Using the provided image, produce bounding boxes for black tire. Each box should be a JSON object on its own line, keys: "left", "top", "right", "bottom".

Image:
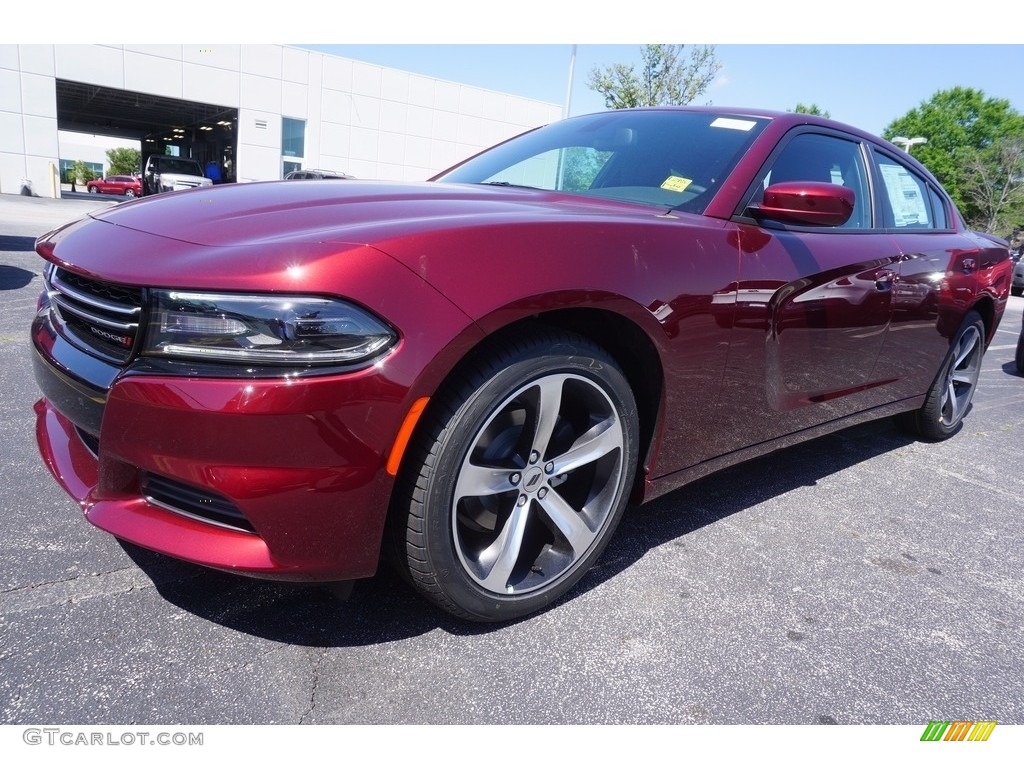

{"left": 903, "top": 310, "right": 985, "bottom": 441}
{"left": 392, "top": 330, "right": 639, "bottom": 622}
{"left": 1012, "top": 286, "right": 1023, "bottom": 297}
{"left": 1015, "top": 331, "right": 1024, "bottom": 375}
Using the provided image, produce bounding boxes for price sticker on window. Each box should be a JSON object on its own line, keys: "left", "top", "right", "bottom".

{"left": 661, "top": 176, "right": 692, "bottom": 193}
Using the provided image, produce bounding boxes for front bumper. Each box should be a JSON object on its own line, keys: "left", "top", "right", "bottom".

{"left": 32, "top": 320, "right": 406, "bottom": 581}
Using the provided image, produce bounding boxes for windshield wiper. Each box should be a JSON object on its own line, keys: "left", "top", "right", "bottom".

{"left": 478, "top": 181, "right": 540, "bottom": 189}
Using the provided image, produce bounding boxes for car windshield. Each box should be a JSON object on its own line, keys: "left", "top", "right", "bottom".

{"left": 435, "top": 109, "right": 768, "bottom": 213}
{"left": 159, "top": 158, "right": 203, "bottom": 175}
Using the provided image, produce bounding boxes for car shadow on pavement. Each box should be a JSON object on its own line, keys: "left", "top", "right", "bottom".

{"left": 122, "top": 416, "right": 918, "bottom": 645}
{"left": 120, "top": 542, "right": 480, "bottom": 644}
{"left": 0, "top": 264, "right": 37, "bottom": 290}
{"left": 0, "top": 235, "right": 38, "bottom": 252}
{"left": 1001, "top": 360, "right": 1023, "bottom": 377}
{"left": 574, "top": 417, "right": 918, "bottom": 594}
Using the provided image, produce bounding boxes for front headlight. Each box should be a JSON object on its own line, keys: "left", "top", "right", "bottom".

{"left": 144, "top": 291, "right": 396, "bottom": 366}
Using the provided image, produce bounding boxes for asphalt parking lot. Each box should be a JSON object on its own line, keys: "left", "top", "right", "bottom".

{"left": 1, "top": 193, "right": 1022, "bottom": 726}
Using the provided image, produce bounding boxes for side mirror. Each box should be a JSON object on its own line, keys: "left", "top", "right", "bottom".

{"left": 750, "top": 181, "right": 855, "bottom": 227}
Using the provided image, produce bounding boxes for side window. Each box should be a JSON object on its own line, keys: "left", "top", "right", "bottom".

{"left": 873, "top": 151, "right": 936, "bottom": 229}
{"left": 928, "top": 185, "right": 950, "bottom": 229}
{"left": 754, "top": 133, "right": 870, "bottom": 229}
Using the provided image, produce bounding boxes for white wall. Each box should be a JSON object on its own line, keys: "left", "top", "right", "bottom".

{"left": 58, "top": 132, "right": 141, "bottom": 170}
{"left": 0, "top": 45, "right": 59, "bottom": 196}
{"left": 0, "top": 44, "right": 561, "bottom": 197}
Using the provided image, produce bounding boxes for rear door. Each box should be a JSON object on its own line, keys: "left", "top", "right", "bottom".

{"left": 868, "top": 146, "right": 998, "bottom": 399}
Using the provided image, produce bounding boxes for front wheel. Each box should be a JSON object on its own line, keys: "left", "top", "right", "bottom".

{"left": 393, "top": 330, "right": 639, "bottom": 622}
{"left": 125, "top": 189, "right": 137, "bottom": 198}
{"left": 88, "top": 187, "right": 98, "bottom": 194}
{"left": 902, "top": 310, "right": 985, "bottom": 440}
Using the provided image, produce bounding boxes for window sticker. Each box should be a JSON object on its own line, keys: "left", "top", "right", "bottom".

{"left": 711, "top": 117, "right": 757, "bottom": 131}
{"left": 880, "top": 163, "right": 928, "bottom": 227}
{"left": 661, "top": 175, "right": 693, "bottom": 192}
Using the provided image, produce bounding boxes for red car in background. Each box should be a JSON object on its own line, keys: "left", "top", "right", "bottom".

{"left": 86, "top": 175, "right": 142, "bottom": 198}
{"left": 31, "top": 108, "right": 1013, "bottom": 622}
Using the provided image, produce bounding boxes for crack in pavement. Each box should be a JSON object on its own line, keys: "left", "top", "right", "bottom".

{"left": 299, "top": 647, "right": 328, "bottom": 724}
{"left": 0, "top": 568, "right": 192, "bottom": 614}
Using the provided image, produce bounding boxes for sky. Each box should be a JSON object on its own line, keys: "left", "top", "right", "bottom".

{"left": 299, "top": 44, "right": 1024, "bottom": 137}
{"left": 8, "top": 2, "right": 1022, "bottom": 139}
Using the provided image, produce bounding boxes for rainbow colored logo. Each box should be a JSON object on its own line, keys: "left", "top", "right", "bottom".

{"left": 920, "top": 721, "right": 997, "bottom": 742}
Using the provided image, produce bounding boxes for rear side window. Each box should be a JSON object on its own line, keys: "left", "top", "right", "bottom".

{"left": 873, "top": 150, "right": 946, "bottom": 230}
{"left": 928, "top": 185, "right": 950, "bottom": 229}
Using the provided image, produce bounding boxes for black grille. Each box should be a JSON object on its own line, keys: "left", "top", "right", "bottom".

{"left": 142, "top": 473, "right": 256, "bottom": 534}
{"left": 56, "top": 269, "right": 142, "bottom": 306}
{"left": 45, "top": 265, "right": 143, "bottom": 363}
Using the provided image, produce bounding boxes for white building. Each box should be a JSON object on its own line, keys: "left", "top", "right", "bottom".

{"left": 0, "top": 44, "right": 562, "bottom": 197}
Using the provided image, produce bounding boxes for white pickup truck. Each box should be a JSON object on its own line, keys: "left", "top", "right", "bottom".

{"left": 142, "top": 155, "right": 213, "bottom": 196}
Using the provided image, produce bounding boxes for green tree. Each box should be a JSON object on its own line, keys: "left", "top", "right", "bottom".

{"left": 72, "top": 160, "right": 97, "bottom": 186}
{"left": 790, "top": 103, "right": 830, "bottom": 118}
{"left": 959, "top": 138, "right": 1024, "bottom": 236}
{"left": 884, "top": 87, "right": 1024, "bottom": 233}
{"left": 560, "top": 147, "right": 610, "bottom": 191}
{"left": 106, "top": 147, "right": 141, "bottom": 176}
{"left": 588, "top": 44, "right": 721, "bottom": 109}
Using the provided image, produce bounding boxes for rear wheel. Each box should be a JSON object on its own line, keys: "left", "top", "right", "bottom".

{"left": 903, "top": 310, "right": 984, "bottom": 440}
{"left": 393, "top": 330, "right": 639, "bottom": 622}
{"left": 125, "top": 189, "right": 136, "bottom": 198}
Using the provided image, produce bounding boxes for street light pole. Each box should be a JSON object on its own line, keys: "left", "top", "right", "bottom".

{"left": 563, "top": 45, "right": 577, "bottom": 119}
{"left": 892, "top": 135, "right": 928, "bottom": 154}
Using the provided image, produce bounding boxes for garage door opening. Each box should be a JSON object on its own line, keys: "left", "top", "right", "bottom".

{"left": 56, "top": 79, "right": 238, "bottom": 184}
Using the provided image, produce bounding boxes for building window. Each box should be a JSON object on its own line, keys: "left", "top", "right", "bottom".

{"left": 282, "top": 118, "right": 305, "bottom": 158}
{"left": 59, "top": 159, "right": 103, "bottom": 185}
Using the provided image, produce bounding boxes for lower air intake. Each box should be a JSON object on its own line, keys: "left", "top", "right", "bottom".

{"left": 142, "top": 473, "right": 256, "bottom": 534}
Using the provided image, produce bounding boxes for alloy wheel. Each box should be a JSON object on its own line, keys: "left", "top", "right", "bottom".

{"left": 451, "top": 372, "right": 626, "bottom": 596}
{"left": 939, "top": 325, "right": 982, "bottom": 428}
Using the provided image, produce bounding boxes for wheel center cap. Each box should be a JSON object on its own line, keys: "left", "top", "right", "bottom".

{"left": 523, "top": 468, "right": 544, "bottom": 492}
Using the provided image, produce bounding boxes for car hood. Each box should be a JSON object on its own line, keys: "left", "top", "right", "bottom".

{"left": 88, "top": 179, "right": 657, "bottom": 248}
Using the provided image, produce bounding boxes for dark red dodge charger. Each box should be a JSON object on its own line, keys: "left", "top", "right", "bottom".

{"left": 32, "top": 108, "right": 1012, "bottom": 621}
